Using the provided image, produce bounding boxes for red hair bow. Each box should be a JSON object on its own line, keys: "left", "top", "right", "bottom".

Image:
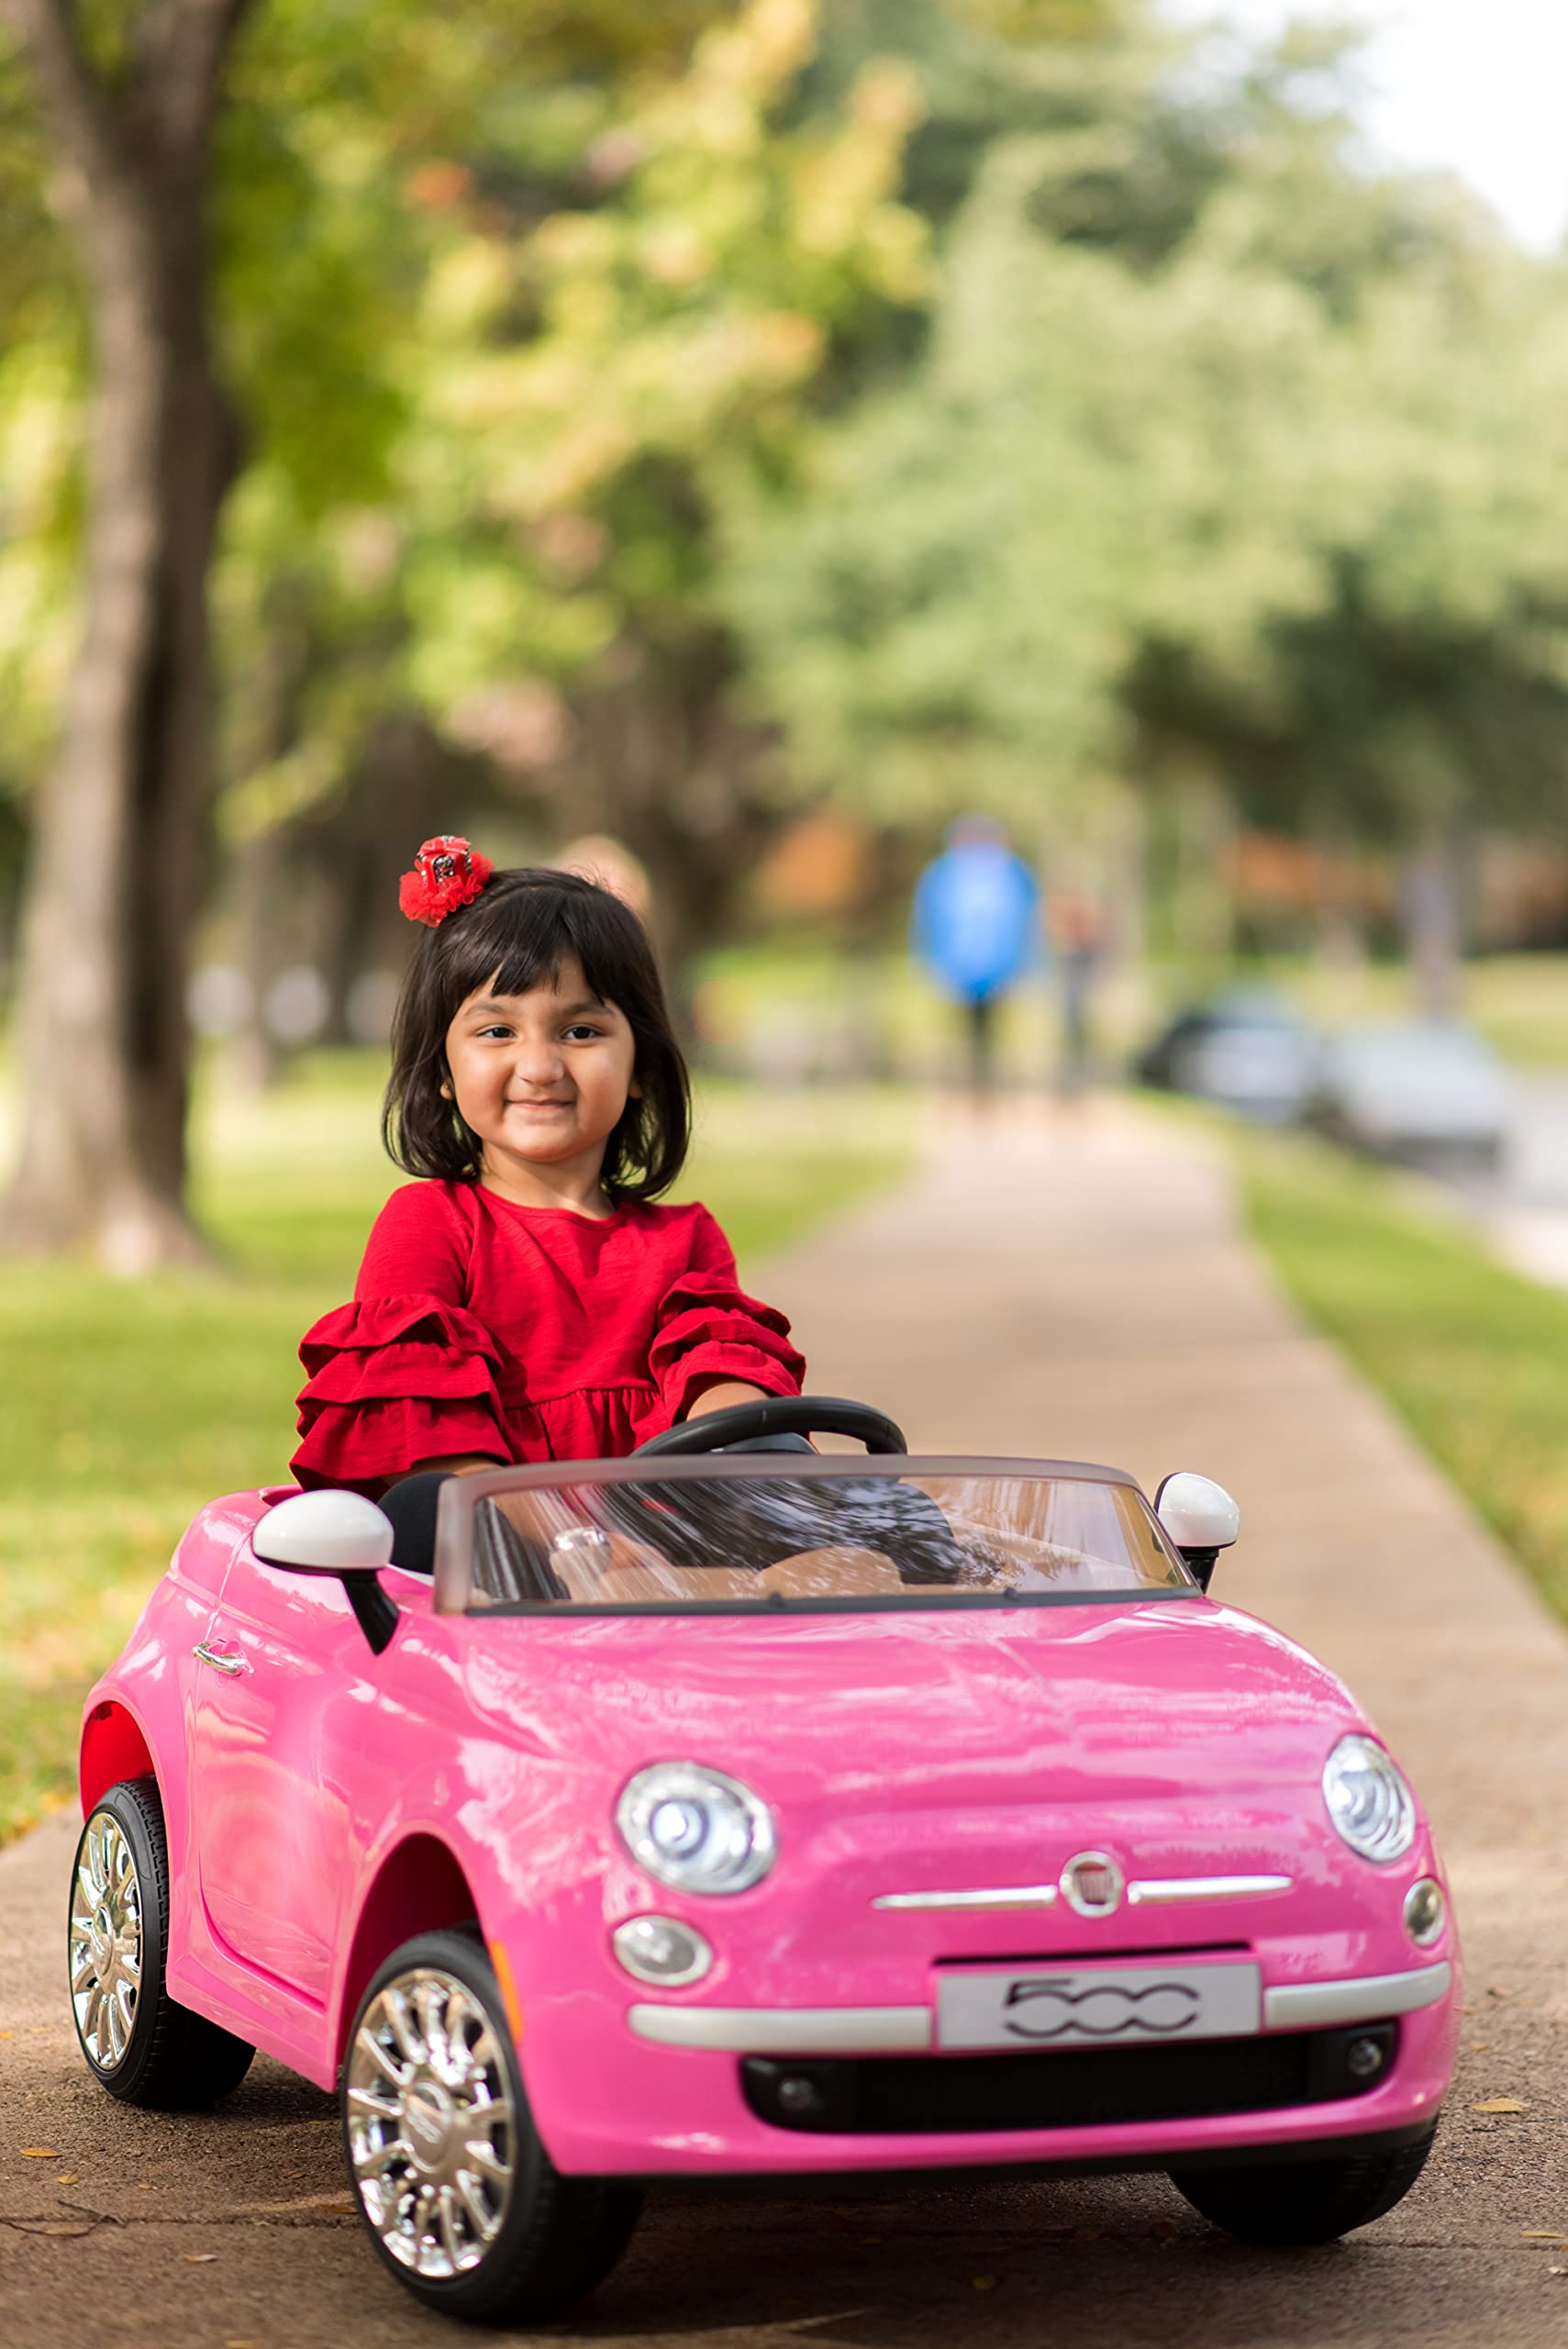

{"left": 397, "top": 836, "right": 495, "bottom": 928}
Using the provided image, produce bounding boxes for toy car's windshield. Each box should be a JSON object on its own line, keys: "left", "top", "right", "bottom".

{"left": 449, "top": 1463, "right": 1195, "bottom": 1612}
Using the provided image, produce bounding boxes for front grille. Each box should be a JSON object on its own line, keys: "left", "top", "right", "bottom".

{"left": 741, "top": 2021, "right": 1398, "bottom": 2135}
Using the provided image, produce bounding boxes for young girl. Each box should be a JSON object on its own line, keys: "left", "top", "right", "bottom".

{"left": 290, "top": 839, "right": 805, "bottom": 1519}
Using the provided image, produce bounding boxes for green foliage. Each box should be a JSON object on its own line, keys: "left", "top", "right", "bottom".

{"left": 723, "top": 14, "right": 1568, "bottom": 852}
{"left": 6, "top": 0, "right": 1568, "bottom": 896}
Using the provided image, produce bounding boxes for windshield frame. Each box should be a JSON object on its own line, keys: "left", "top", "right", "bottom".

{"left": 430, "top": 1453, "right": 1199, "bottom": 1617}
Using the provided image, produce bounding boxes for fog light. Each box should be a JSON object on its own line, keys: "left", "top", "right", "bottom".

{"left": 1346, "top": 2034, "right": 1387, "bottom": 2081}
{"left": 777, "top": 2074, "right": 825, "bottom": 2117}
{"left": 1404, "top": 1876, "right": 1447, "bottom": 1946}
{"left": 612, "top": 1914, "right": 713, "bottom": 1987}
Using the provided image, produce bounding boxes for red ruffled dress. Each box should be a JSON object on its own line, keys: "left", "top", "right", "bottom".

{"left": 290, "top": 1181, "right": 806, "bottom": 1496}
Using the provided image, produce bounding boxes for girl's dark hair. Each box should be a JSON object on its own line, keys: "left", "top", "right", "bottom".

{"left": 383, "top": 866, "right": 690, "bottom": 1202}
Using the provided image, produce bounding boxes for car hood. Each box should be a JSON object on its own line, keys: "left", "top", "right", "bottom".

{"left": 461, "top": 1597, "right": 1373, "bottom": 1806}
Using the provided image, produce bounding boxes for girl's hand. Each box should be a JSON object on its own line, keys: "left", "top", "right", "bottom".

{"left": 682, "top": 1379, "right": 771, "bottom": 1421}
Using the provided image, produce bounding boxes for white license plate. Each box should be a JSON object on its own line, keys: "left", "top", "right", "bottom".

{"left": 937, "top": 1961, "right": 1262, "bottom": 2052}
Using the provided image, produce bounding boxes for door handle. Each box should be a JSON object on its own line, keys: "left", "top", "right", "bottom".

{"left": 193, "top": 1642, "right": 249, "bottom": 1676}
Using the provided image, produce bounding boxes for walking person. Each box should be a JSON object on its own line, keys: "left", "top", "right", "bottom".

{"left": 1052, "top": 888, "right": 1104, "bottom": 1098}
{"left": 911, "top": 817, "right": 1040, "bottom": 1100}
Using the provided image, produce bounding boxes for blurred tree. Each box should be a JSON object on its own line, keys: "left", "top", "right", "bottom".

{"left": 0, "top": 0, "right": 260, "bottom": 1266}
{"left": 724, "top": 11, "right": 1568, "bottom": 1012}
{"left": 373, "top": 0, "right": 929, "bottom": 970}
{"left": 0, "top": 0, "right": 726, "bottom": 1258}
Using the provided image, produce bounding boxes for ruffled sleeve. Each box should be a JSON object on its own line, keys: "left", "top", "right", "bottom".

{"left": 647, "top": 1208, "right": 806, "bottom": 1425}
{"left": 291, "top": 1294, "right": 511, "bottom": 1495}
{"left": 290, "top": 1185, "right": 510, "bottom": 1494}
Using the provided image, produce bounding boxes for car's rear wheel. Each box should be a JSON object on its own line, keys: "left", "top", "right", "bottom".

{"left": 342, "top": 1929, "right": 641, "bottom": 2324}
{"left": 68, "top": 1778, "right": 255, "bottom": 2108}
{"left": 1169, "top": 2123, "right": 1438, "bottom": 2244}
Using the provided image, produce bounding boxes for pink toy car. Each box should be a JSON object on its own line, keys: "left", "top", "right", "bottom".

{"left": 68, "top": 1396, "right": 1458, "bottom": 2326}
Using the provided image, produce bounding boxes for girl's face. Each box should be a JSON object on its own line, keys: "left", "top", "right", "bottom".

{"left": 443, "top": 954, "right": 639, "bottom": 1188}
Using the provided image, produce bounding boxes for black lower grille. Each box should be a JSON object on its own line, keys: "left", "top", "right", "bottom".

{"left": 741, "top": 2022, "right": 1397, "bottom": 2136}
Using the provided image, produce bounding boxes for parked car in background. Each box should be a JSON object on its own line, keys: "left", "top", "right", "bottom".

{"left": 1135, "top": 994, "right": 1320, "bottom": 1123}
{"left": 1310, "top": 1022, "right": 1510, "bottom": 1172}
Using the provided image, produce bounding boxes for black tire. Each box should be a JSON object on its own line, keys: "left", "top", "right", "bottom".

{"left": 1169, "top": 2124, "right": 1438, "bottom": 2245}
{"left": 341, "top": 1928, "right": 641, "bottom": 2324}
{"left": 67, "top": 1777, "right": 255, "bottom": 2109}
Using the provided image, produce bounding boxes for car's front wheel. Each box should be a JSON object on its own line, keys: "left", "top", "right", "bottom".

{"left": 68, "top": 1778, "right": 255, "bottom": 2108}
{"left": 1169, "top": 2123, "right": 1438, "bottom": 2244}
{"left": 342, "top": 1929, "right": 641, "bottom": 2324}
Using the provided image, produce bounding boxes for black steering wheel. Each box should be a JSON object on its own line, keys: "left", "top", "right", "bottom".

{"left": 620, "top": 1393, "right": 960, "bottom": 1584}
{"left": 634, "top": 1392, "right": 907, "bottom": 1458}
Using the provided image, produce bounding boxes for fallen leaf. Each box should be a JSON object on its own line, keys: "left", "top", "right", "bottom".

{"left": 18, "top": 2148, "right": 59, "bottom": 2159}
{"left": 1521, "top": 2231, "right": 1565, "bottom": 2241}
{"left": 183, "top": 2252, "right": 218, "bottom": 2263}
{"left": 11, "top": 2221, "right": 93, "bottom": 2238}
{"left": 1550, "top": 2268, "right": 1567, "bottom": 2278}
{"left": 972, "top": 2276, "right": 997, "bottom": 2291}
{"left": 1473, "top": 2098, "right": 1529, "bottom": 2115}
{"left": 0, "top": 2030, "right": 15, "bottom": 2039}
{"left": 54, "top": 2174, "right": 79, "bottom": 2185}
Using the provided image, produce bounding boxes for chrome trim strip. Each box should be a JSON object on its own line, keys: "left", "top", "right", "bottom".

{"left": 628, "top": 1963, "right": 1453, "bottom": 2055}
{"left": 628, "top": 2003, "right": 932, "bottom": 2054}
{"left": 1127, "top": 1874, "right": 1293, "bottom": 1906}
{"left": 873, "top": 1873, "right": 1293, "bottom": 1913}
{"left": 873, "top": 1885, "right": 1059, "bottom": 1912}
{"left": 1263, "top": 1962, "right": 1451, "bottom": 2031}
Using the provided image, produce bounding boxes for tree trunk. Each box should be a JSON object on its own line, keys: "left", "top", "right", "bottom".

{"left": 0, "top": 0, "right": 251, "bottom": 1268}
{"left": 231, "top": 828, "right": 288, "bottom": 1091}
{"left": 562, "top": 629, "right": 787, "bottom": 1022}
{"left": 1401, "top": 829, "right": 1464, "bottom": 1020}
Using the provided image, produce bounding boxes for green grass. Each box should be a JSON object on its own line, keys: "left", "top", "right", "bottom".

{"left": 0, "top": 1063, "right": 914, "bottom": 1845}
{"left": 1235, "top": 1125, "right": 1568, "bottom": 1621}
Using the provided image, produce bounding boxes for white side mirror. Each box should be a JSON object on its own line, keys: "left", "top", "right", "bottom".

{"left": 1155, "top": 1472, "right": 1240, "bottom": 1587}
{"left": 253, "top": 1489, "right": 395, "bottom": 1575}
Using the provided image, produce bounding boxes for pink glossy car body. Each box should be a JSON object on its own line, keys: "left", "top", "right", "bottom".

{"left": 79, "top": 1463, "right": 1459, "bottom": 2183}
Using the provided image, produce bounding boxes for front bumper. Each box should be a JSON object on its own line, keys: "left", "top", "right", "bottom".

{"left": 626, "top": 1960, "right": 1451, "bottom": 2052}
{"left": 523, "top": 1958, "right": 1457, "bottom": 2177}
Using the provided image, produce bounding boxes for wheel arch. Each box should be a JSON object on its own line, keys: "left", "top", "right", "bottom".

{"left": 80, "top": 1699, "right": 159, "bottom": 1817}
{"left": 335, "top": 1834, "right": 484, "bottom": 2065}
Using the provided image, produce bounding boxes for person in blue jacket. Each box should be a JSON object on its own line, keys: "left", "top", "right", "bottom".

{"left": 911, "top": 816, "right": 1041, "bottom": 1097}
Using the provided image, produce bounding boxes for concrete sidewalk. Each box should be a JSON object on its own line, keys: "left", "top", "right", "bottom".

{"left": 5, "top": 1106, "right": 1567, "bottom": 2348}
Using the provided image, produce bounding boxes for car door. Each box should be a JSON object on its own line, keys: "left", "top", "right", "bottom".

{"left": 187, "top": 1550, "right": 373, "bottom": 2003}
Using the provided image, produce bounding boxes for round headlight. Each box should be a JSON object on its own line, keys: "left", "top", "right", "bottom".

{"left": 1323, "top": 1734, "right": 1416, "bottom": 1864}
{"left": 617, "top": 1763, "right": 776, "bottom": 1896}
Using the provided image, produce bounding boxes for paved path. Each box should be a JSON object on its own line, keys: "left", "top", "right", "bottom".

{"left": 5, "top": 1106, "right": 1568, "bottom": 2348}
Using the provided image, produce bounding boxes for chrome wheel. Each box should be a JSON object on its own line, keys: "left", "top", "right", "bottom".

{"left": 346, "top": 1965, "right": 515, "bottom": 2279}
{"left": 69, "top": 1810, "right": 144, "bottom": 2071}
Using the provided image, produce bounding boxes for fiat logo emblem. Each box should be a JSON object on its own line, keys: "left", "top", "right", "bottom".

{"left": 1060, "top": 1852, "right": 1124, "bottom": 1917}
